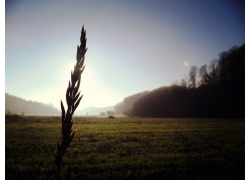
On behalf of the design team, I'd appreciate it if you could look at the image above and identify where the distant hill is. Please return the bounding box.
[75,106,115,116]
[5,93,60,116]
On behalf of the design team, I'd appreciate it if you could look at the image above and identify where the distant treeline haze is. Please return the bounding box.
[115,44,244,118]
[114,91,149,114]
[5,93,60,116]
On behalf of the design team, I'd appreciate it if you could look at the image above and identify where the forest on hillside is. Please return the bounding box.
[114,91,149,114]
[5,93,60,116]
[120,44,244,118]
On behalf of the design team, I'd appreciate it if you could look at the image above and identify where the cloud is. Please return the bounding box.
[184,61,189,67]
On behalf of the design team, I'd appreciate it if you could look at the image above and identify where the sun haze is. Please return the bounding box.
[5,1,245,109]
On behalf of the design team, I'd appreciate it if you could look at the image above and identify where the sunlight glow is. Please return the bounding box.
[25,60,125,110]
[80,64,125,109]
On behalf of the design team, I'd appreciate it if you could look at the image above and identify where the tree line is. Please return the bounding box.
[114,91,149,114]
[125,44,245,118]
[5,93,60,116]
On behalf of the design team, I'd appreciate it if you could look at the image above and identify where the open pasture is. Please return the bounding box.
[5,116,244,179]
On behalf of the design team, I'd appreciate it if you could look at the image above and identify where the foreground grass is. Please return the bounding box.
[5,116,244,179]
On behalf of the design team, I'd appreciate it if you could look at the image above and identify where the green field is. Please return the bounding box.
[5,116,245,179]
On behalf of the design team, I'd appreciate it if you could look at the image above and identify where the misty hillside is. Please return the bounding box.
[5,93,60,116]
[114,91,149,114]
[75,106,115,116]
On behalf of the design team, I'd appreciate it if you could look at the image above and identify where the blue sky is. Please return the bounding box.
[5,0,245,110]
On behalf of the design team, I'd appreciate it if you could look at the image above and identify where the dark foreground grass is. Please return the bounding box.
[5,116,244,179]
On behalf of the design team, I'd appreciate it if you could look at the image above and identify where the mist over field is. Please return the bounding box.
[5,92,118,117]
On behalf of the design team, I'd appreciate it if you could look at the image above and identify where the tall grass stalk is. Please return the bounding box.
[54,25,87,179]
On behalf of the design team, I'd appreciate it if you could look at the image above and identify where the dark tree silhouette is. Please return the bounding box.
[188,66,198,88]
[127,44,244,118]
[208,59,219,85]
[180,76,188,88]
[199,64,210,86]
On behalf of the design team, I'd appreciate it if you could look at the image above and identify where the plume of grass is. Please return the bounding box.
[54,25,87,179]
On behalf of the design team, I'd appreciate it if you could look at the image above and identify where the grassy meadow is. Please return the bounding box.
[5,116,244,179]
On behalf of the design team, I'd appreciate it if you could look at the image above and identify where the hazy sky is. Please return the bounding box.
[5,0,245,110]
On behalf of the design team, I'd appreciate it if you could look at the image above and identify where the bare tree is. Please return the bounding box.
[199,64,211,86]
[209,59,219,85]
[180,76,188,88]
[188,66,198,88]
